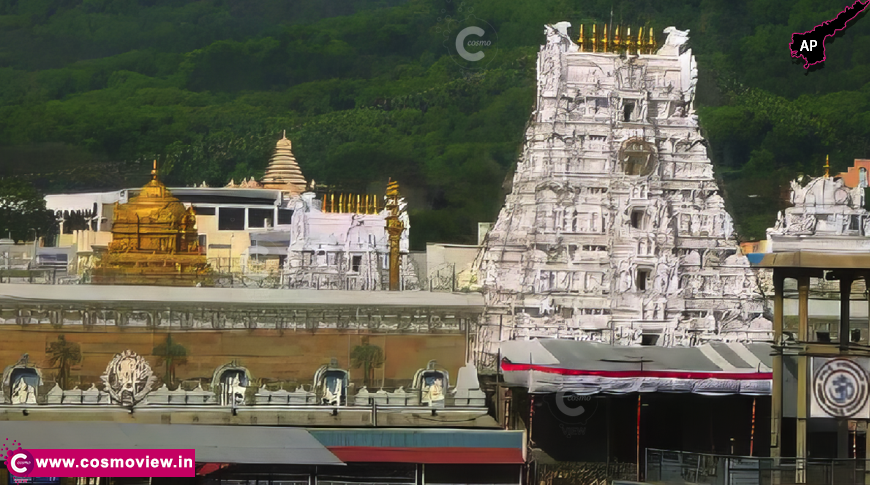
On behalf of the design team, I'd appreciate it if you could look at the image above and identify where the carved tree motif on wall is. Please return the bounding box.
[350,336,385,388]
[152,334,188,389]
[46,334,81,390]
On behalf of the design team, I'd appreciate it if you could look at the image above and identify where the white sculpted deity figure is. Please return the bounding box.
[11,377,36,404]
[617,260,633,292]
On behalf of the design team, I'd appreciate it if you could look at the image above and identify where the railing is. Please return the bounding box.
[646,449,869,485]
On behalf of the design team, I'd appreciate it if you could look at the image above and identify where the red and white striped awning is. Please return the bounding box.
[499,340,772,396]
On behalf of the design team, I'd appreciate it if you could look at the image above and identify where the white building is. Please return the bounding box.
[475,24,771,367]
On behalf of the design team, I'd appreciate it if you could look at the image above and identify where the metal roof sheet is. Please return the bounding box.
[0,422,342,465]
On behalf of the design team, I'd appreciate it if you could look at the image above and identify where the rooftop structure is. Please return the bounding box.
[90,162,209,286]
[475,24,770,368]
[768,157,870,253]
[260,131,307,195]
[752,251,870,483]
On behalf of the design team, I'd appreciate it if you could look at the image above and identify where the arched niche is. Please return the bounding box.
[211,362,252,407]
[314,360,348,406]
[3,356,43,404]
[412,360,450,406]
[619,138,657,176]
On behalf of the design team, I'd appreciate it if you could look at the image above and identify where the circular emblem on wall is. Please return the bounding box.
[100,350,157,406]
[814,358,870,418]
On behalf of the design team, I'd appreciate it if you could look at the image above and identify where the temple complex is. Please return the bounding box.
[41,133,417,289]
[89,162,210,286]
[475,24,771,367]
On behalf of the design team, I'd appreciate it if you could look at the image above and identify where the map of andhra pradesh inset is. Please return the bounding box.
[790,0,870,68]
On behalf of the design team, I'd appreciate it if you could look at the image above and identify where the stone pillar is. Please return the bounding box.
[771,271,784,485]
[796,275,810,484]
[841,275,854,350]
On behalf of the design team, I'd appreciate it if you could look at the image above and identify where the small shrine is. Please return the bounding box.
[90,162,211,286]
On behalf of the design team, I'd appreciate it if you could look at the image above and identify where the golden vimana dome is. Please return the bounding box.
[91,161,210,287]
[261,131,307,194]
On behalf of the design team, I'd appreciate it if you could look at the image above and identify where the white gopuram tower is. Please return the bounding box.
[475,24,771,368]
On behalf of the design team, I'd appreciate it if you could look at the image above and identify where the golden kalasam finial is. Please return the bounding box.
[602,24,609,52]
[626,27,632,54]
[339,193,344,213]
[578,24,585,51]
[614,25,621,52]
[356,194,361,213]
[591,24,598,52]
[825,155,830,178]
[637,27,644,54]
[330,193,335,213]
[151,160,158,180]
[647,27,656,53]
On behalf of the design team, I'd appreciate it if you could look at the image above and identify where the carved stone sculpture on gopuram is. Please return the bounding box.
[475,24,771,369]
[767,157,870,252]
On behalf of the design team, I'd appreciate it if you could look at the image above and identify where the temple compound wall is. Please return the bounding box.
[476,24,771,367]
[0,284,479,393]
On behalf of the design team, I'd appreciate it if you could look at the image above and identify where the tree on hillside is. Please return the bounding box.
[0,179,56,243]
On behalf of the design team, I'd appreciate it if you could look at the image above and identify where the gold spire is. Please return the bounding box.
[330,193,335,213]
[825,155,831,178]
[356,194,361,213]
[614,25,621,51]
[637,27,644,54]
[578,24,585,52]
[151,160,158,181]
[647,27,656,53]
[602,24,608,52]
[626,27,632,54]
[592,24,598,52]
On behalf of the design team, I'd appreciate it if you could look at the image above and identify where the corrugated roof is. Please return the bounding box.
[502,340,771,373]
[0,422,342,465]
[309,429,524,449]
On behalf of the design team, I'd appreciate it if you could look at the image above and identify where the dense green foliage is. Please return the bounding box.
[0,179,56,242]
[0,0,867,245]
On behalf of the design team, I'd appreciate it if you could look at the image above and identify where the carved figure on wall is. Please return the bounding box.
[10,378,35,404]
[100,350,158,406]
[617,260,633,292]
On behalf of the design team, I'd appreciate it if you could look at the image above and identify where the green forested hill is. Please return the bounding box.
[0,0,867,247]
